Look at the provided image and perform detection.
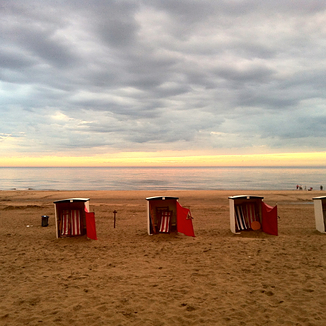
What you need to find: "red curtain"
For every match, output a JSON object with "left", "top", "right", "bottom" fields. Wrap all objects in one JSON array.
[
  {"left": 176, "top": 202, "right": 195, "bottom": 237},
  {"left": 85, "top": 212, "right": 98, "bottom": 240},
  {"left": 262, "top": 202, "right": 278, "bottom": 236}
]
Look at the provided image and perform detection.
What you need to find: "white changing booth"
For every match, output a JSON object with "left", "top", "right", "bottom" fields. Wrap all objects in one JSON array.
[
  {"left": 53, "top": 198, "right": 97, "bottom": 240},
  {"left": 229, "top": 195, "right": 278, "bottom": 236},
  {"left": 312, "top": 196, "right": 326, "bottom": 233},
  {"left": 146, "top": 196, "right": 195, "bottom": 237},
  {"left": 146, "top": 196, "right": 178, "bottom": 235}
]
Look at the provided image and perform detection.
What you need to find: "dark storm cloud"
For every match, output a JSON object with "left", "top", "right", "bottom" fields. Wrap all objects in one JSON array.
[{"left": 1, "top": 0, "right": 326, "bottom": 156}]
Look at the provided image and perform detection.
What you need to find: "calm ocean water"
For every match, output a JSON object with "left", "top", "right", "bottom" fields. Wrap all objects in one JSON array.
[{"left": 0, "top": 167, "right": 325, "bottom": 191}]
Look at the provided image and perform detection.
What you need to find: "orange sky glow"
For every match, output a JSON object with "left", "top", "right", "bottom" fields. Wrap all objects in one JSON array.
[{"left": 1, "top": 151, "right": 325, "bottom": 167}]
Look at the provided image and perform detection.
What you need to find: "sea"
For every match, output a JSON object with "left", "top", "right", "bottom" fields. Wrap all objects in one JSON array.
[{"left": 0, "top": 166, "right": 325, "bottom": 191}]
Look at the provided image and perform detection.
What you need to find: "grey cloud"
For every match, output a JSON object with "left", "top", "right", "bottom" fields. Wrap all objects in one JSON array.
[
  {"left": 1, "top": 0, "right": 326, "bottom": 157},
  {"left": 0, "top": 48, "right": 37, "bottom": 70}
]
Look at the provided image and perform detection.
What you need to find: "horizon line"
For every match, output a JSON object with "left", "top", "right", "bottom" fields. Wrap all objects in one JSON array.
[{"left": 0, "top": 165, "right": 325, "bottom": 168}]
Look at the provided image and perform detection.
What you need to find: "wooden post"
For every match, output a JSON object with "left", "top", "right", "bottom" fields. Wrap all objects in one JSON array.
[{"left": 113, "top": 210, "right": 117, "bottom": 228}]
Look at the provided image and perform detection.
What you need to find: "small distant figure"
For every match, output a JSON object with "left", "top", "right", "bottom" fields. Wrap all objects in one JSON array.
[
  {"left": 320, "top": 185, "right": 323, "bottom": 191},
  {"left": 308, "top": 187, "right": 313, "bottom": 191}
]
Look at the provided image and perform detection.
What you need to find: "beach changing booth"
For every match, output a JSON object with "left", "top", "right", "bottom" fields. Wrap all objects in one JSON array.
[
  {"left": 312, "top": 196, "right": 326, "bottom": 233},
  {"left": 146, "top": 196, "right": 195, "bottom": 237},
  {"left": 229, "top": 195, "right": 278, "bottom": 235},
  {"left": 53, "top": 198, "right": 97, "bottom": 240}
]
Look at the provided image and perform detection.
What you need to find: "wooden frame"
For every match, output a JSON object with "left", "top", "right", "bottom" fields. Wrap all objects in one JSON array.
[
  {"left": 146, "top": 197, "right": 178, "bottom": 235},
  {"left": 229, "top": 195, "right": 263, "bottom": 234},
  {"left": 53, "top": 198, "right": 90, "bottom": 238},
  {"left": 313, "top": 196, "right": 326, "bottom": 233}
]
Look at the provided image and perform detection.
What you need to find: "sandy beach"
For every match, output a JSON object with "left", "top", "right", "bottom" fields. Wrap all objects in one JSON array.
[{"left": 1, "top": 189, "right": 326, "bottom": 326}]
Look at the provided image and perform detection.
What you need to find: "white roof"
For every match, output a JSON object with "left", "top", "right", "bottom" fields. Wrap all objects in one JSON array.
[{"left": 53, "top": 198, "right": 90, "bottom": 203}]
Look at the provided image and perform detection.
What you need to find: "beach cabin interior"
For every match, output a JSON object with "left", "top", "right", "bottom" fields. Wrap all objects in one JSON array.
[
  {"left": 229, "top": 195, "right": 278, "bottom": 235},
  {"left": 146, "top": 196, "right": 195, "bottom": 237},
  {"left": 313, "top": 196, "right": 326, "bottom": 233},
  {"left": 53, "top": 198, "right": 97, "bottom": 239},
  {"left": 146, "top": 196, "right": 178, "bottom": 235}
]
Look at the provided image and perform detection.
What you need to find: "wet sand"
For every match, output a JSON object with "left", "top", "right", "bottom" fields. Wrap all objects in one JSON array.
[{"left": 0, "top": 190, "right": 325, "bottom": 325}]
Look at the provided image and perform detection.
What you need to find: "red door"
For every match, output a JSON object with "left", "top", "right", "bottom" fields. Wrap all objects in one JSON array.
[{"left": 262, "top": 202, "right": 278, "bottom": 236}]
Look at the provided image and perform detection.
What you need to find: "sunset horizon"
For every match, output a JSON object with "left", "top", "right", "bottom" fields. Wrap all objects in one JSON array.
[{"left": 1, "top": 151, "right": 325, "bottom": 168}]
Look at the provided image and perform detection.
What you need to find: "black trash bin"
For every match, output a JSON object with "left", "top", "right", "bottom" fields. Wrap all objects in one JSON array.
[{"left": 42, "top": 215, "right": 49, "bottom": 227}]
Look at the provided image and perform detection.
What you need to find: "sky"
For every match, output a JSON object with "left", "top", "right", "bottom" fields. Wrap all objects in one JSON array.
[{"left": 1, "top": 0, "right": 326, "bottom": 167}]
